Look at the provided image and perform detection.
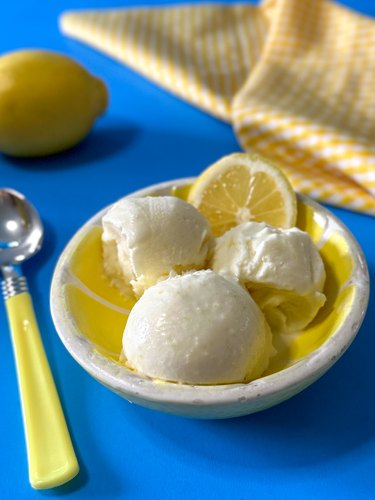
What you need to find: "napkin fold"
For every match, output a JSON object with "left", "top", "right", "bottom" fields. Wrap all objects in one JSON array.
[{"left": 60, "top": 0, "right": 375, "bottom": 215}]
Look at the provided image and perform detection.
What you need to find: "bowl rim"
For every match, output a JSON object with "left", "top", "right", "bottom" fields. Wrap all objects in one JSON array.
[{"left": 50, "top": 178, "right": 370, "bottom": 408}]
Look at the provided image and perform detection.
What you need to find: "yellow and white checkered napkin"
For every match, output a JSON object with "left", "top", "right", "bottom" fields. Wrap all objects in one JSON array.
[{"left": 60, "top": 0, "right": 375, "bottom": 215}]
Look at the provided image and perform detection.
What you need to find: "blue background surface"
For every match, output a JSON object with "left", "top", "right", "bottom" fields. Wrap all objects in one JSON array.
[{"left": 0, "top": 1, "right": 374, "bottom": 498}]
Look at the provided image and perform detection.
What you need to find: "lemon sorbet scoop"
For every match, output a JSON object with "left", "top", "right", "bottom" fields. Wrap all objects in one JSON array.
[
  {"left": 211, "top": 221, "right": 326, "bottom": 333},
  {"left": 123, "top": 270, "right": 272, "bottom": 385},
  {"left": 102, "top": 196, "right": 212, "bottom": 298}
]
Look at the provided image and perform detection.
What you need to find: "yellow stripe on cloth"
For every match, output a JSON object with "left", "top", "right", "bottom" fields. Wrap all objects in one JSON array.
[
  {"left": 61, "top": 5, "right": 265, "bottom": 120},
  {"left": 60, "top": 0, "right": 375, "bottom": 216}
]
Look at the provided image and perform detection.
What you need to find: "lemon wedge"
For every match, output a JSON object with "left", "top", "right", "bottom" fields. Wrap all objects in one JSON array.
[{"left": 188, "top": 153, "right": 297, "bottom": 236}]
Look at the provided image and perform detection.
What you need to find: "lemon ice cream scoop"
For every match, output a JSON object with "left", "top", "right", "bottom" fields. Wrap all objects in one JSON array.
[
  {"left": 211, "top": 221, "right": 326, "bottom": 333},
  {"left": 123, "top": 270, "right": 272, "bottom": 385},
  {"left": 102, "top": 196, "right": 211, "bottom": 297}
]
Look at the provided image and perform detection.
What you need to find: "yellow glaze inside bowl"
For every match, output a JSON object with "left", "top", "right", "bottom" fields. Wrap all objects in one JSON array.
[{"left": 63, "top": 188, "right": 357, "bottom": 377}]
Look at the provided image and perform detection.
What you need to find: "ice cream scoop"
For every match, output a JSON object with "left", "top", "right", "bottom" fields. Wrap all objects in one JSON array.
[
  {"left": 123, "top": 270, "right": 272, "bottom": 385},
  {"left": 211, "top": 221, "right": 326, "bottom": 333},
  {"left": 102, "top": 196, "right": 211, "bottom": 297}
]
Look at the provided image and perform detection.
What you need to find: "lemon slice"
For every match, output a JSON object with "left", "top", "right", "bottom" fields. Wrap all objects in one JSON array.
[{"left": 188, "top": 153, "right": 297, "bottom": 236}]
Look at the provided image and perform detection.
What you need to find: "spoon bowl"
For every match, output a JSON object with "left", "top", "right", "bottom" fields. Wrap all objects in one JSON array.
[{"left": 0, "top": 189, "right": 43, "bottom": 266}]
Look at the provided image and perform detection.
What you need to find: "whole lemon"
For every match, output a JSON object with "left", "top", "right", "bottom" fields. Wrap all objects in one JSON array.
[{"left": 0, "top": 49, "right": 108, "bottom": 157}]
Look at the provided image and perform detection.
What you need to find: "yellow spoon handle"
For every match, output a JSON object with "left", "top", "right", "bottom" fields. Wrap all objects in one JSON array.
[{"left": 5, "top": 291, "right": 79, "bottom": 489}]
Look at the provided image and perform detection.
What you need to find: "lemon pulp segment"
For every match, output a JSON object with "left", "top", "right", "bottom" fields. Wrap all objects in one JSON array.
[{"left": 188, "top": 153, "right": 297, "bottom": 236}]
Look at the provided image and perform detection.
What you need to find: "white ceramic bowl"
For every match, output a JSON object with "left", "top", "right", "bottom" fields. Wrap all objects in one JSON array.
[{"left": 50, "top": 179, "right": 369, "bottom": 419}]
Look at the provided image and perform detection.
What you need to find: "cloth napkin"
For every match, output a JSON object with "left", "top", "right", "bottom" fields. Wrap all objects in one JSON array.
[{"left": 60, "top": 0, "right": 375, "bottom": 216}]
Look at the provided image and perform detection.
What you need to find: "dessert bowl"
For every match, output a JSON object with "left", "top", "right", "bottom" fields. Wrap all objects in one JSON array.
[{"left": 50, "top": 179, "right": 369, "bottom": 419}]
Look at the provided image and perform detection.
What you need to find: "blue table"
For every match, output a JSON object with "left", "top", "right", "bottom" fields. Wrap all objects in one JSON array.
[{"left": 1, "top": 1, "right": 374, "bottom": 498}]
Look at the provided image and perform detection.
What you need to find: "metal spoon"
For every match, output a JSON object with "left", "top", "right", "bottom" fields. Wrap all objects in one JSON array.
[{"left": 0, "top": 188, "right": 79, "bottom": 489}]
